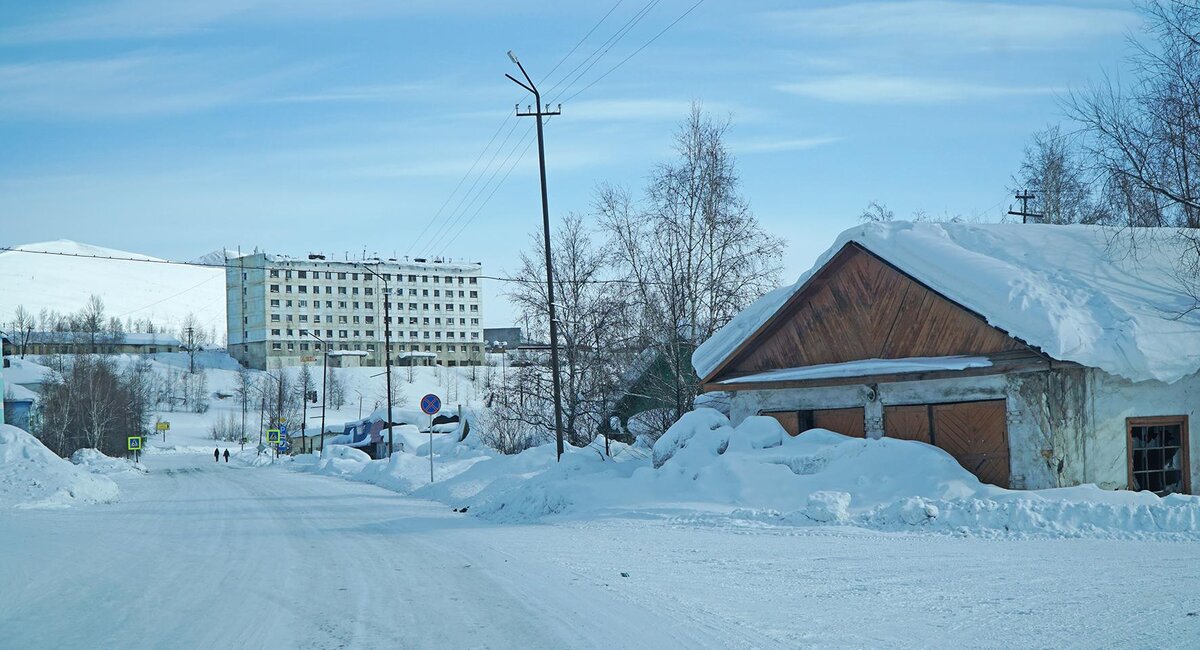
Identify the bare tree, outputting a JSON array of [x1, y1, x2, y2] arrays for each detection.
[[11, 305, 34, 357], [1011, 125, 1106, 224], [1066, 0, 1200, 229], [505, 214, 628, 446], [598, 103, 784, 437], [78, 295, 106, 351], [858, 201, 895, 223]]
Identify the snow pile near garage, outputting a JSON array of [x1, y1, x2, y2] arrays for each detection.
[[415, 409, 1200, 538], [0, 425, 120, 509], [70, 448, 146, 475], [694, 222, 1200, 384]]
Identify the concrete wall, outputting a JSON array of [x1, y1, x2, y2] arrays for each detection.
[[727, 367, 1200, 493]]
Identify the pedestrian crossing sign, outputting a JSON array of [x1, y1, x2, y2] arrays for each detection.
[[267, 429, 281, 444], [127, 436, 142, 451]]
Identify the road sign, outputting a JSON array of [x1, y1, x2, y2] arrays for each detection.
[[267, 429, 281, 443], [420, 393, 442, 416], [155, 421, 170, 431], [278, 417, 287, 424], [127, 436, 142, 450]]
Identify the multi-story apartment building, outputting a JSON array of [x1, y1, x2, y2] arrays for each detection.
[[227, 253, 484, 369]]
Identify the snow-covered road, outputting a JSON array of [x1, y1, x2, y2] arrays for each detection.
[[2, 453, 1198, 649]]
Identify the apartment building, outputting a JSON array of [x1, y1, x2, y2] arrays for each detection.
[[226, 253, 484, 369]]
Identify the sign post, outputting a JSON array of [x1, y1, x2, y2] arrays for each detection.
[[420, 393, 441, 483], [127, 436, 142, 464], [155, 420, 170, 442]]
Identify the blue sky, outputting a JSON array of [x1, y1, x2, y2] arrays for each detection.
[[0, 0, 1139, 326]]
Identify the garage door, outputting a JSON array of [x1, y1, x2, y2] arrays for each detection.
[[812, 408, 865, 438], [761, 408, 865, 438], [763, 411, 801, 436], [884, 400, 1009, 488]]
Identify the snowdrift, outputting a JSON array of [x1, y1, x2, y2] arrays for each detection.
[[70, 448, 146, 475], [0, 425, 120, 509], [411, 410, 1200, 538], [275, 407, 1200, 538]]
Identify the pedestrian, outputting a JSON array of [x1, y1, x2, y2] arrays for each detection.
[[223, 449, 230, 463], [214, 447, 220, 462]]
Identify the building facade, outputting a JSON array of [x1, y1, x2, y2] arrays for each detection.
[[227, 253, 484, 369]]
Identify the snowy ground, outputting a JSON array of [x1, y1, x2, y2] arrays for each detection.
[[1, 450, 1198, 649]]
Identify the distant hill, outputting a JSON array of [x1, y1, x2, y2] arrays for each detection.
[[0, 240, 226, 336], [190, 249, 247, 266]]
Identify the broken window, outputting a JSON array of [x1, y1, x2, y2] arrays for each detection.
[[1129, 417, 1190, 495]]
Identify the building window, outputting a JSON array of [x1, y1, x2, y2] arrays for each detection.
[[285, 285, 293, 293], [469, 277, 477, 284], [270, 270, 279, 278], [339, 330, 348, 338], [351, 273, 358, 280], [469, 291, 478, 298], [270, 284, 280, 293], [365, 288, 374, 296], [298, 270, 307, 279], [270, 299, 280, 307], [365, 302, 374, 309], [271, 329, 281, 336], [338, 272, 347, 280], [338, 287, 347, 295], [272, 342, 282, 350], [1128, 416, 1190, 495]]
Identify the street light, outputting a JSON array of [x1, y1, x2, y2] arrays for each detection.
[[354, 261, 396, 458], [306, 331, 330, 453]]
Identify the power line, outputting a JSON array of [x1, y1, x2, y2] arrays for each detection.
[[556, 0, 705, 107], [0, 246, 672, 286], [542, 0, 662, 101], [403, 113, 515, 257], [408, 0, 629, 257]]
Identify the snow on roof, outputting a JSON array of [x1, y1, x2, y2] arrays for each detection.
[[4, 383, 38, 402], [694, 222, 1200, 384], [716, 356, 994, 386], [2, 358, 52, 386], [24, 331, 182, 346]]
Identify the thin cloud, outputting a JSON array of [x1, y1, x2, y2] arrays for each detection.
[[777, 74, 1060, 104], [0, 0, 449, 44], [0, 50, 314, 119], [768, 1, 1137, 52], [734, 136, 843, 154]]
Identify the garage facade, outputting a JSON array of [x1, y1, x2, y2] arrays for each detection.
[[694, 223, 1200, 495]]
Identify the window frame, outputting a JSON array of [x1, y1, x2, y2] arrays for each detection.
[[1127, 415, 1190, 495]]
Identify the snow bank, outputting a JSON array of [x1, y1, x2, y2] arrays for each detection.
[[403, 409, 1200, 538], [0, 425, 120, 509], [694, 222, 1200, 384], [70, 448, 147, 475]]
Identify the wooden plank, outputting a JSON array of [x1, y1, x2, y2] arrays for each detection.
[[812, 407, 865, 438], [709, 244, 1035, 385], [883, 405, 932, 443], [706, 354, 1049, 392], [931, 400, 1010, 488]]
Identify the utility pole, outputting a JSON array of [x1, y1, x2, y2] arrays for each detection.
[[506, 50, 566, 462], [184, 326, 195, 373], [356, 262, 395, 457], [1008, 190, 1044, 224]]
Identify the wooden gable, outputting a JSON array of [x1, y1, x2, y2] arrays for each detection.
[[712, 243, 1031, 381]]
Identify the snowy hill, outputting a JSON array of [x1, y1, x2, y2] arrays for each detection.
[[0, 240, 226, 335]]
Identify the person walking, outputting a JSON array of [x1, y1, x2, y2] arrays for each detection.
[[214, 447, 220, 462], [223, 449, 230, 463]]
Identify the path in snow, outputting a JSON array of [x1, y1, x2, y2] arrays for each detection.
[[1, 453, 1198, 648]]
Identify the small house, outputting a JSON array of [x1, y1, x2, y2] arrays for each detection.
[[695, 222, 1200, 495]]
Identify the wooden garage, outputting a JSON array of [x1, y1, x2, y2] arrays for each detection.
[[699, 241, 1037, 488], [695, 222, 1200, 494]]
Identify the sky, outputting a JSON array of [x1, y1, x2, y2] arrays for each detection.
[[0, 0, 1141, 328]]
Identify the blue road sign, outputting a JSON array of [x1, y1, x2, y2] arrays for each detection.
[[420, 393, 442, 416]]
